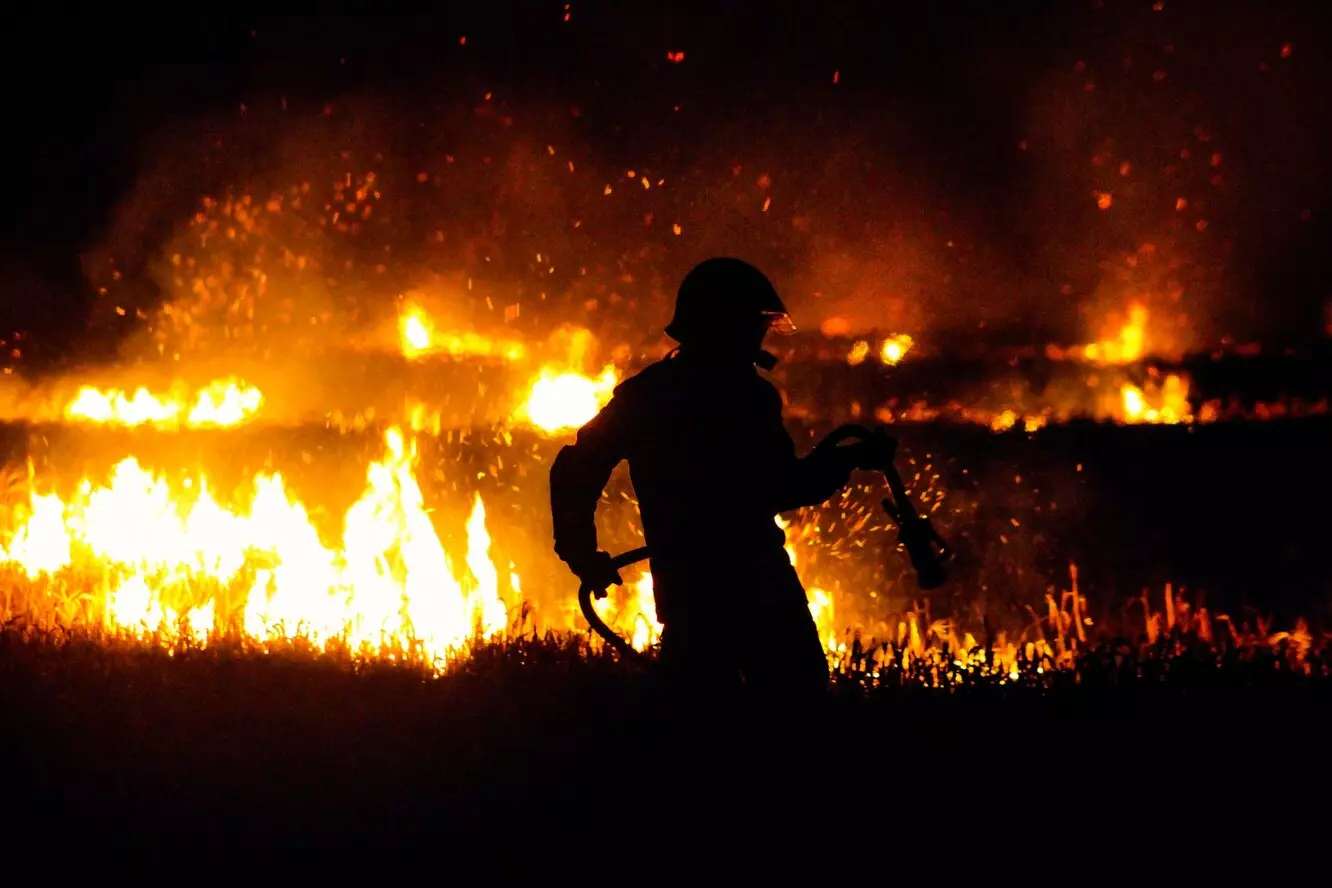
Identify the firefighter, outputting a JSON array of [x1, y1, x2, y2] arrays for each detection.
[[549, 257, 893, 701]]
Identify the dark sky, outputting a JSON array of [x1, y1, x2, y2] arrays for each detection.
[[7, 3, 1057, 242], [3, 0, 1330, 362]]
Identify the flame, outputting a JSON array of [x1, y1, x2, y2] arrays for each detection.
[[0, 427, 514, 665], [776, 514, 839, 652], [879, 334, 913, 365], [64, 378, 264, 429], [1051, 302, 1150, 365], [847, 335, 912, 367], [398, 302, 526, 362], [592, 568, 663, 652], [585, 518, 835, 657], [519, 365, 619, 434], [1092, 301, 1148, 364], [1119, 373, 1191, 424], [400, 307, 433, 357]]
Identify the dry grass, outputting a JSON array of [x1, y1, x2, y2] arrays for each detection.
[[2, 617, 1327, 870]]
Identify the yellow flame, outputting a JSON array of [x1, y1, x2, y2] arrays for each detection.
[[520, 365, 619, 434], [776, 514, 839, 651], [400, 308, 433, 357], [188, 379, 265, 426], [64, 378, 263, 429], [1119, 373, 1191, 424], [398, 303, 526, 362], [0, 428, 516, 665], [879, 334, 913, 365], [589, 568, 663, 652], [1081, 303, 1148, 365]]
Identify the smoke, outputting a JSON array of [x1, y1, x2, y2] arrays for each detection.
[[1014, 0, 1332, 351], [79, 95, 994, 371], [59, 1, 1331, 375]]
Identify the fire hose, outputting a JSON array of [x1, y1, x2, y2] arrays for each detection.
[[577, 423, 951, 661]]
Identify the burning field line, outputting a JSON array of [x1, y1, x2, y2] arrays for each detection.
[[0, 326, 1326, 680], [0, 404, 1326, 682], [5, 583, 1326, 702], [3, 574, 1323, 688], [0, 425, 528, 666]]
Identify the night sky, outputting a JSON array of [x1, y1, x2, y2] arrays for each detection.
[[4, 1, 1330, 365]]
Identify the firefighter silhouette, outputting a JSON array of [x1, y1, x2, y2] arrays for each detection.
[[550, 258, 892, 699]]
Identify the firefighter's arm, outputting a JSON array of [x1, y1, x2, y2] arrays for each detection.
[[549, 394, 631, 589], [772, 439, 859, 513], [754, 386, 849, 513], [763, 387, 894, 513]]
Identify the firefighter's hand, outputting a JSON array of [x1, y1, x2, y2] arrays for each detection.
[[851, 430, 898, 471], [570, 551, 623, 599]]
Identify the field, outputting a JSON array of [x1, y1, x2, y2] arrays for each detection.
[[5, 628, 1328, 870], [3, 407, 1330, 869], [9, 0, 1332, 871]]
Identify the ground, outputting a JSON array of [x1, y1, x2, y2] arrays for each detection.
[[4, 629, 1328, 873], [3, 406, 1329, 871]]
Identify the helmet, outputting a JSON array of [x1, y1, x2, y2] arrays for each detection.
[[665, 257, 795, 344]]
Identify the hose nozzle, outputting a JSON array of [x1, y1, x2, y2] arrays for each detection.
[[893, 511, 950, 590]]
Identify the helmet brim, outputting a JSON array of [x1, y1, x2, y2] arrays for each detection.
[[763, 312, 796, 335]]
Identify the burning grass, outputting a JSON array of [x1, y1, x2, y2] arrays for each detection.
[[3, 575, 1324, 690], [2, 412, 1329, 673]]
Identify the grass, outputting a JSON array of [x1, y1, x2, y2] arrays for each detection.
[[2, 416, 1329, 869], [3, 618, 1328, 871]]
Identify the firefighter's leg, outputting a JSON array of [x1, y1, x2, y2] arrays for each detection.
[[658, 619, 743, 706], [741, 599, 830, 704], [722, 600, 829, 829], [654, 620, 746, 801]]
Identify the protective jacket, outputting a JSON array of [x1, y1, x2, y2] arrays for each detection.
[[550, 350, 853, 626]]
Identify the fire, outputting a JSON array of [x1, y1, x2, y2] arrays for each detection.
[[397, 302, 526, 361], [0, 427, 514, 665], [879, 334, 913, 365], [64, 378, 264, 429], [520, 365, 619, 434], [1054, 302, 1149, 365], [777, 514, 839, 652], [400, 307, 433, 357], [592, 568, 662, 652], [588, 516, 834, 657], [846, 335, 912, 367], [1119, 373, 1191, 424]]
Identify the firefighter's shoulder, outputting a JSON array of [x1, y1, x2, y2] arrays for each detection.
[[609, 356, 675, 399], [750, 373, 785, 409]]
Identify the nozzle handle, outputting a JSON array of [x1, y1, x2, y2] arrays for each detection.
[[577, 547, 651, 661]]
